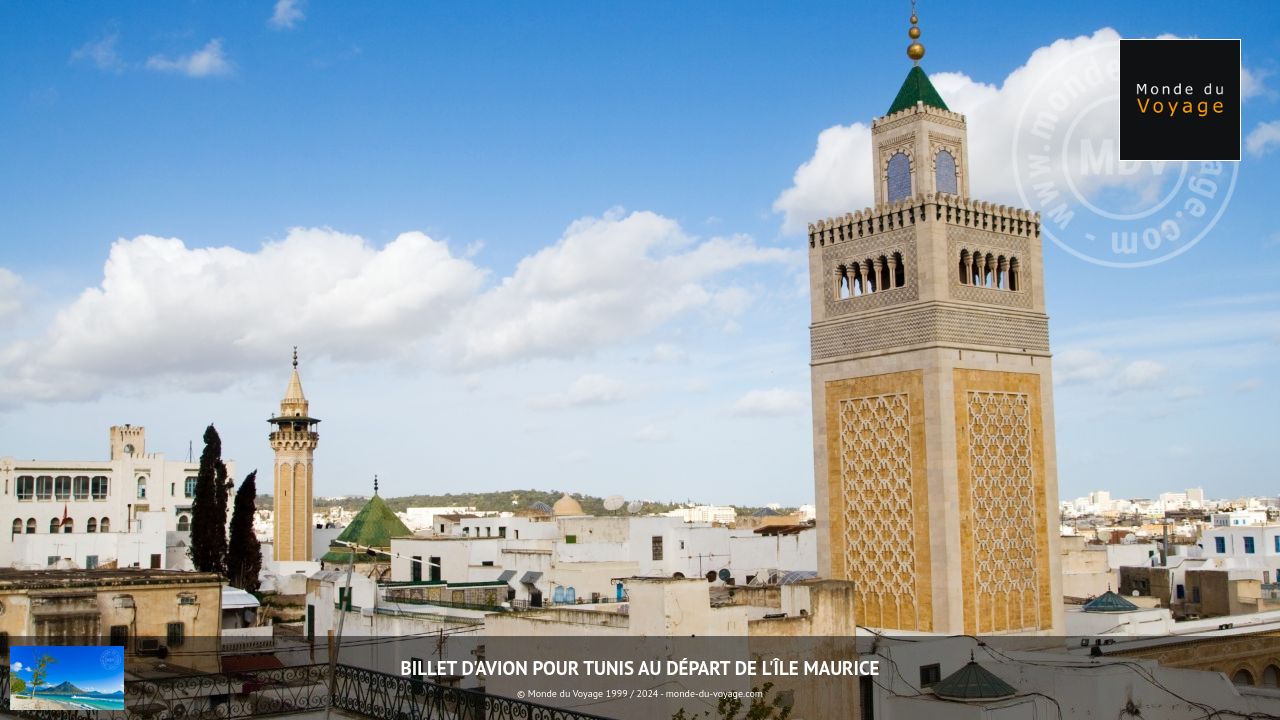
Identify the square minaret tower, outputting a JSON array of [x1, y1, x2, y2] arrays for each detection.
[[809, 63, 1062, 635]]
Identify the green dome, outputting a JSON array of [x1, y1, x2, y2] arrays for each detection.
[[887, 66, 949, 115], [932, 657, 1016, 702], [1082, 590, 1139, 613], [320, 494, 411, 564]]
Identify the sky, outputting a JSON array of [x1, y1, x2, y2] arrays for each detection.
[[0, 1, 1277, 506], [10, 645, 124, 694]]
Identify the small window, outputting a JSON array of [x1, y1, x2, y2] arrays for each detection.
[[919, 663, 942, 687], [411, 556, 423, 583], [151, 554, 162, 569], [86, 555, 99, 569], [185, 477, 197, 498], [481, 561, 494, 567], [1274, 536, 1279, 553], [26, 518, 35, 534], [100, 517, 110, 532], [16, 476, 33, 501], [652, 536, 664, 562], [167, 622, 185, 647], [62, 518, 73, 533], [47, 555, 59, 567], [11, 518, 20, 535], [137, 477, 147, 499], [55, 476, 71, 501], [565, 535, 577, 544], [177, 515, 190, 531], [1246, 537, 1256, 554], [1215, 537, 1226, 553], [91, 476, 109, 500], [73, 476, 90, 500], [36, 475, 53, 501], [429, 556, 442, 583], [887, 152, 912, 202], [110, 625, 129, 648], [49, 517, 60, 533], [498, 526, 507, 538], [1176, 584, 1185, 600], [934, 149, 958, 194]]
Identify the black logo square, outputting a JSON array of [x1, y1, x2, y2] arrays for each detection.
[[1120, 39, 1240, 161]]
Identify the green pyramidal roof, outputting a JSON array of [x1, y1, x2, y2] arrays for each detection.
[[321, 494, 411, 564], [887, 65, 949, 115], [932, 659, 1016, 702], [1082, 590, 1139, 613]]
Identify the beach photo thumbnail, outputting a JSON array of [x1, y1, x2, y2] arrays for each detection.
[[8, 646, 125, 711]]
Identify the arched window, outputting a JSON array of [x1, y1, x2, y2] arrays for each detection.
[[959, 249, 971, 284], [935, 149, 958, 195], [1233, 669, 1255, 686], [11, 518, 21, 535], [26, 518, 36, 534], [837, 265, 851, 299], [50, 517, 61, 534], [997, 255, 1008, 289], [893, 251, 906, 288], [99, 517, 110, 533], [984, 253, 996, 287], [177, 515, 191, 532], [1008, 257, 1020, 291], [62, 518, 73, 533], [887, 152, 912, 202], [137, 477, 147, 499], [1264, 665, 1280, 688], [87, 517, 97, 534]]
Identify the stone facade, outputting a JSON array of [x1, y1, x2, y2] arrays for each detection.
[[809, 82, 1063, 635]]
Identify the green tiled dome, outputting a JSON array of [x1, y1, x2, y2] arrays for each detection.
[[320, 494, 411, 564], [932, 657, 1016, 702], [1082, 590, 1139, 613], [887, 66, 949, 115]]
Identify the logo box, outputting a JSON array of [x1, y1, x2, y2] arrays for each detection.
[[1120, 38, 1241, 161]]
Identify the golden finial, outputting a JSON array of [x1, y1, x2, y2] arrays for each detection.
[[292, 346, 298, 370], [907, 1, 925, 63]]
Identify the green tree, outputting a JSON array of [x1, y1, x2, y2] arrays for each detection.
[[11, 676, 26, 695], [671, 682, 792, 720], [31, 654, 55, 699], [226, 470, 263, 592], [189, 424, 230, 574]]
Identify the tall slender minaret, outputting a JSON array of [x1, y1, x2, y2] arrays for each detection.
[[808, 6, 1062, 635], [270, 348, 320, 563]]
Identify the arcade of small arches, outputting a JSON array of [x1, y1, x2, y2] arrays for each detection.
[[835, 251, 907, 299], [1231, 662, 1280, 689], [958, 249, 1020, 291], [11, 516, 111, 535]]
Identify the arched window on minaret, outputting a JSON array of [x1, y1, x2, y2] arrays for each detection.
[[887, 152, 912, 203], [838, 265, 851, 299], [935, 149, 958, 195], [958, 249, 971, 284], [892, 251, 906, 287], [1009, 257, 1020, 291]]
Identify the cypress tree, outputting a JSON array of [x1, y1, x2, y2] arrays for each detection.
[[189, 424, 229, 574], [226, 470, 263, 591]]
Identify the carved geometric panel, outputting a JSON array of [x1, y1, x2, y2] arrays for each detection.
[[954, 370, 1052, 634], [825, 371, 931, 631]]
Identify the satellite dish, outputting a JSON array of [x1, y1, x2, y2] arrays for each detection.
[[627, 500, 643, 514], [604, 495, 625, 511], [717, 569, 732, 583]]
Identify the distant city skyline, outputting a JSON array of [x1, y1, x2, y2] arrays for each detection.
[[0, 2, 1276, 505]]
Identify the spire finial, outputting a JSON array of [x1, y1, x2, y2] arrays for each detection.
[[292, 346, 299, 370], [373, 474, 379, 496], [907, 0, 925, 64]]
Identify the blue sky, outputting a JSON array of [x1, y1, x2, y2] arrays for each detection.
[[0, 1, 1277, 505], [10, 646, 124, 694]]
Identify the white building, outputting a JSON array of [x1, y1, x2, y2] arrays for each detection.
[[1200, 524, 1280, 581], [1213, 510, 1269, 527], [0, 425, 234, 569], [663, 504, 737, 524]]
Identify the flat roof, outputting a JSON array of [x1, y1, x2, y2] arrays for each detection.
[[0, 568, 222, 591]]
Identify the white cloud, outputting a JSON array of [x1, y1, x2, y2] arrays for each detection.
[[269, 0, 306, 30], [731, 388, 807, 417], [0, 229, 484, 405], [1242, 65, 1270, 101], [0, 211, 794, 407], [434, 208, 794, 368], [71, 32, 125, 73], [529, 374, 627, 409], [1113, 360, 1168, 393], [10, 662, 21, 673], [146, 39, 233, 78], [645, 343, 688, 364], [633, 423, 672, 443], [774, 29, 1271, 234], [1055, 349, 1171, 394], [1054, 348, 1116, 386], [1246, 120, 1280, 156], [1235, 378, 1263, 394], [0, 268, 22, 323]]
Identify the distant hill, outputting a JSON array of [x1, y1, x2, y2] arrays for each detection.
[[42, 681, 86, 695], [85, 690, 124, 697], [256, 489, 793, 518]]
